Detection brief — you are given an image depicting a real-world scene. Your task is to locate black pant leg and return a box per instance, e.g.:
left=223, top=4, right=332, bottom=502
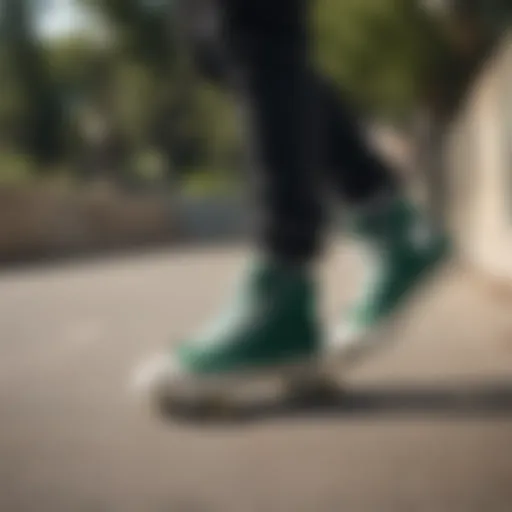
left=178, top=0, right=396, bottom=261
left=217, top=0, right=324, bottom=261
left=315, top=77, right=397, bottom=203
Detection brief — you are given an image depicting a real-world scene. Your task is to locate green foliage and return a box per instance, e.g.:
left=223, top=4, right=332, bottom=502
left=182, top=168, right=241, bottom=198
left=315, top=0, right=450, bottom=117
left=0, top=48, right=31, bottom=143
left=83, top=0, right=174, bottom=73
left=44, top=36, right=107, bottom=91
left=0, top=0, right=499, bottom=185
left=0, top=152, right=37, bottom=184
left=1, top=0, right=64, bottom=169
left=110, top=60, right=158, bottom=144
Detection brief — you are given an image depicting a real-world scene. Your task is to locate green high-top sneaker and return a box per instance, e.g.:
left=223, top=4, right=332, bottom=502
left=332, top=196, right=450, bottom=361
left=134, top=259, right=322, bottom=403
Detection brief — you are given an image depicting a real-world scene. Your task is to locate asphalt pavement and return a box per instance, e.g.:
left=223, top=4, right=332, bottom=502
left=1, top=242, right=512, bottom=512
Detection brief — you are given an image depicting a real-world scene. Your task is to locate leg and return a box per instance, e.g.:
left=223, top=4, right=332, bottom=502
left=315, top=77, right=397, bottom=203
left=179, top=3, right=450, bottom=365
left=135, top=0, right=325, bottom=406
left=180, top=0, right=397, bottom=207
left=221, top=0, right=323, bottom=262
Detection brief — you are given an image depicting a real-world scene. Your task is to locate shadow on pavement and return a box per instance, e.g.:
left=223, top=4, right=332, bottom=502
left=160, top=380, right=512, bottom=426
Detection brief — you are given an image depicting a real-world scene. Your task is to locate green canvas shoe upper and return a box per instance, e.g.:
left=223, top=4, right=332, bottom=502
left=345, top=197, right=450, bottom=330
left=174, top=259, right=321, bottom=375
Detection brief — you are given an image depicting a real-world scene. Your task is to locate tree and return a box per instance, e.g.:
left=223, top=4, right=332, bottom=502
left=315, top=0, right=452, bottom=120
left=81, top=0, right=219, bottom=178
left=1, top=0, right=63, bottom=168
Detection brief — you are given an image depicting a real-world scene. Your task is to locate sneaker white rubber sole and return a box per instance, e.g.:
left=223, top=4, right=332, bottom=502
left=131, top=351, right=336, bottom=417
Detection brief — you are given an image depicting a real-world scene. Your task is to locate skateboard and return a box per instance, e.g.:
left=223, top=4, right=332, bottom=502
left=139, top=310, right=407, bottom=422
left=137, top=354, right=354, bottom=423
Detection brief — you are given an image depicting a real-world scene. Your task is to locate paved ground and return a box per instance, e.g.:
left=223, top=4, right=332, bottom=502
left=1, top=242, right=512, bottom=512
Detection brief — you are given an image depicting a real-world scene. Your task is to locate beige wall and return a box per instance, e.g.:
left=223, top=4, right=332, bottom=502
left=446, top=32, right=512, bottom=281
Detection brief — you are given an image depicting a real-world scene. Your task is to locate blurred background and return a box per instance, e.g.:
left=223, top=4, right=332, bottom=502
left=2, top=2, right=512, bottom=512
left=0, top=0, right=510, bottom=262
